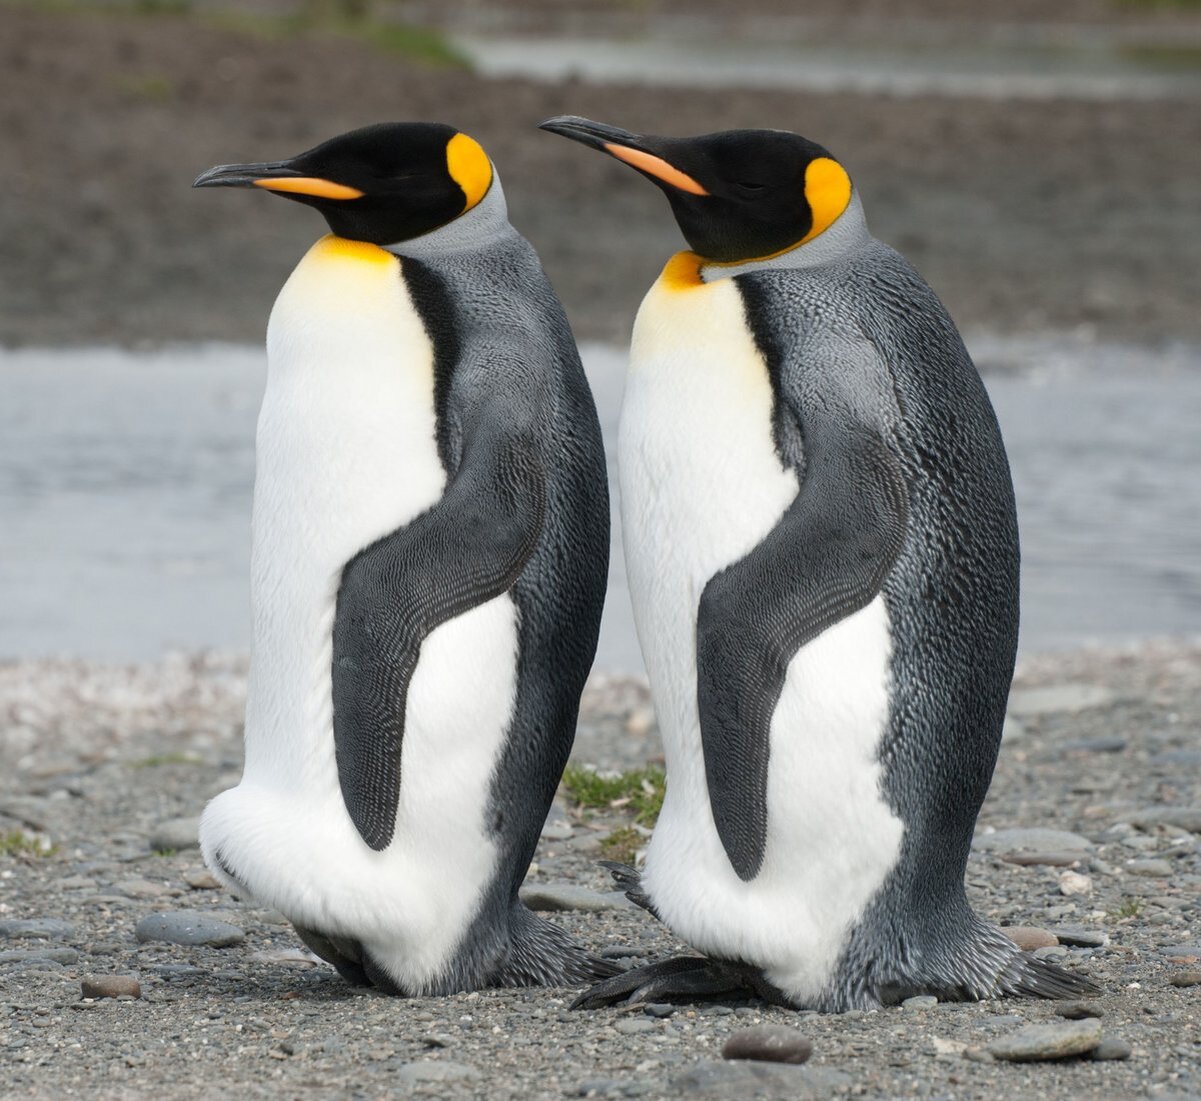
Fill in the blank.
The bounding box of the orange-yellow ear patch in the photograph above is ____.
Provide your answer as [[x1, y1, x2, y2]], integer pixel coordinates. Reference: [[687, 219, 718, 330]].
[[253, 177, 364, 200], [446, 132, 493, 213], [660, 250, 705, 291], [604, 144, 709, 196], [800, 157, 852, 244]]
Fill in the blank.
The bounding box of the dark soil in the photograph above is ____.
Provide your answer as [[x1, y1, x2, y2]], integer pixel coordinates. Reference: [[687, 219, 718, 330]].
[[2, 5, 1200, 347]]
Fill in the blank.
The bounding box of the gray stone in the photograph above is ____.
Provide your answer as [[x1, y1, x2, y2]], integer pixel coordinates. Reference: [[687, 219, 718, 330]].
[[1061, 736, 1127, 753], [0, 918, 75, 940], [973, 828, 1093, 853], [615, 1018, 656, 1035], [1089, 1036, 1132, 1061], [721, 1025, 813, 1064], [0, 947, 79, 965], [1007, 684, 1115, 717], [988, 1018, 1103, 1061], [115, 877, 170, 899], [134, 910, 244, 948], [1057, 1001, 1105, 1019], [901, 995, 939, 1011], [184, 870, 220, 890], [1157, 944, 1201, 958], [394, 1061, 480, 1084], [672, 1061, 850, 1098], [1127, 859, 1174, 878], [1001, 852, 1084, 867], [1034, 945, 1070, 961], [81, 974, 141, 999], [148, 816, 200, 852], [1052, 926, 1109, 948], [1168, 970, 1201, 987], [519, 884, 633, 912], [1124, 807, 1201, 834], [1152, 750, 1201, 767], [645, 1003, 674, 1018]]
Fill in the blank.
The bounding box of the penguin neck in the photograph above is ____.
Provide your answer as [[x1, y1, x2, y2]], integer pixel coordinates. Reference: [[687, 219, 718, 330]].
[[700, 189, 870, 282], [383, 174, 514, 259]]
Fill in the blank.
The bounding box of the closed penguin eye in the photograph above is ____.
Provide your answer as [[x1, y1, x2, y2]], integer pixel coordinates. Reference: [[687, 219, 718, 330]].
[[733, 181, 766, 196]]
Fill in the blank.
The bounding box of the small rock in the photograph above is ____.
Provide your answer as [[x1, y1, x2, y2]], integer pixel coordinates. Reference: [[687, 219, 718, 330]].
[[625, 707, 656, 737], [1168, 971, 1201, 987], [1157, 944, 1201, 958], [1061, 736, 1127, 753], [0, 947, 79, 965], [1088, 1036, 1132, 1061], [645, 1003, 674, 1018], [0, 918, 75, 940], [394, 1061, 480, 1084], [973, 828, 1093, 853], [115, 877, 170, 899], [1003, 927, 1059, 951], [422, 1033, 457, 1049], [988, 1018, 1102, 1062], [1127, 859, 1173, 878], [1059, 870, 1093, 896], [901, 995, 938, 1011], [134, 910, 244, 948], [1001, 852, 1082, 867], [148, 817, 200, 852], [1123, 807, 1201, 834], [1007, 684, 1114, 716], [1034, 945, 1070, 961], [721, 1025, 813, 1064], [519, 884, 633, 913], [1057, 1002, 1105, 1019], [672, 1061, 850, 1098], [615, 1018, 656, 1035], [249, 949, 319, 968], [184, 870, 220, 890], [81, 975, 141, 1000], [1051, 926, 1109, 948], [931, 1037, 967, 1056]]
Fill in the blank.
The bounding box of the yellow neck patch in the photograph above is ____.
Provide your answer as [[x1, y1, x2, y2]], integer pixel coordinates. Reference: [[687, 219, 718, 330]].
[[798, 156, 852, 246], [659, 251, 706, 291], [309, 234, 394, 265], [446, 132, 493, 214]]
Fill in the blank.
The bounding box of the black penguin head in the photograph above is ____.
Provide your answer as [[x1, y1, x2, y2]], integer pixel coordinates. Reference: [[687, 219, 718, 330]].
[[539, 116, 852, 264], [193, 122, 494, 245]]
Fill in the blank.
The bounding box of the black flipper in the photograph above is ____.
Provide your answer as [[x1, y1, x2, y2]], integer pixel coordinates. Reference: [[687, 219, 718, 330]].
[[333, 418, 546, 851], [696, 331, 910, 880]]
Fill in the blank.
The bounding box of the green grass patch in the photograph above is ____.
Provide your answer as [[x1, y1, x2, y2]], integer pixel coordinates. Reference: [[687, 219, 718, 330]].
[[0, 830, 58, 858], [152, 847, 178, 858], [1111, 896, 1144, 919], [599, 826, 642, 866], [562, 765, 665, 828]]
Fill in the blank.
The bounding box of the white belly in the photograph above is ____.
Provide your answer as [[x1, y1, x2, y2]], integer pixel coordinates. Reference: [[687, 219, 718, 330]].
[[621, 259, 903, 1004], [199, 236, 518, 990]]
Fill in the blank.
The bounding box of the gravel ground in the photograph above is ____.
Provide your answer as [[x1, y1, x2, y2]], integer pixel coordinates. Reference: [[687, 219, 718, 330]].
[[1, 643, 1199, 1100]]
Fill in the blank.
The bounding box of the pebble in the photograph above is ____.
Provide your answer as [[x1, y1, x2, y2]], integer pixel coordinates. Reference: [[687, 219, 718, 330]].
[[1124, 807, 1201, 834], [134, 910, 245, 948], [901, 995, 938, 1011], [394, 1061, 480, 1084], [1059, 870, 1093, 896], [1157, 944, 1201, 958], [1006, 683, 1115, 716], [0, 918, 75, 940], [973, 828, 1093, 853], [518, 884, 633, 913], [644, 1003, 674, 1018], [1168, 971, 1201, 987], [1057, 1001, 1105, 1019], [81, 975, 141, 1000], [0, 947, 79, 965], [615, 1018, 657, 1035], [1001, 852, 1083, 867], [721, 1025, 813, 1064], [1127, 859, 1173, 878], [988, 1018, 1103, 1061], [1034, 945, 1070, 961], [115, 877, 171, 899], [1089, 1036, 1132, 1061], [1052, 926, 1109, 948], [184, 870, 220, 890], [148, 816, 200, 852], [1003, 926, 1059, 950], [1061, 736, 1128, 753], [672, 1061, 849, 1098]]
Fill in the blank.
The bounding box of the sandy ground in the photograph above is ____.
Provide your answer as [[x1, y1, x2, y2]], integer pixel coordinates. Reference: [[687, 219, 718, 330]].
[[2, 5, 1200, 347]]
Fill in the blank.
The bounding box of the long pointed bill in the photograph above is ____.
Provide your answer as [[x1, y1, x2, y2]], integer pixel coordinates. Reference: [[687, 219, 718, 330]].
[[192, 161, 364, 200], [539, 115, 709, 197]]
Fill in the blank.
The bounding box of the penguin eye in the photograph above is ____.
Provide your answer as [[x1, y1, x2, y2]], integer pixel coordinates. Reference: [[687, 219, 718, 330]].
[[733, 181, 766, 196]]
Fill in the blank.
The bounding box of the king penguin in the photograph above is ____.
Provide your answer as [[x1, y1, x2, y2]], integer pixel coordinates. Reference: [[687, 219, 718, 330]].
[[540, 116, 1097, 1011], [192, 122, 616, 995]]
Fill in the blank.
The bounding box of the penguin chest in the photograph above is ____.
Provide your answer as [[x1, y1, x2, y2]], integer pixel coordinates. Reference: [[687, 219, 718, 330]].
[[622, 262, 903, 1003]]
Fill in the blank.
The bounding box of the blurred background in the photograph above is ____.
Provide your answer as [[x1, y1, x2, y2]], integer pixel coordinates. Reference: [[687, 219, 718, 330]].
[[1, 0, 1199, 671]]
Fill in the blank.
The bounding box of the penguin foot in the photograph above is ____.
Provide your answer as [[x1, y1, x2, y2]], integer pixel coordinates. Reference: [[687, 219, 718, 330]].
[[598, 860, 660, 919], [571, 955, 780, 1010]]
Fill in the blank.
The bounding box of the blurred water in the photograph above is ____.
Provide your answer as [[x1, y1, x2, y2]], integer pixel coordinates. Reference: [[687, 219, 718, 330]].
[[452, 35, 1201, 101], [1, 339, 1198, 670]]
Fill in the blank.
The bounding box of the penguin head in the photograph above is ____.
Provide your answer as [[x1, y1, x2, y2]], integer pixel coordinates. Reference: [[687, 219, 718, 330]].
[[193, 122, 494, 246], [539, 116, 852, 264]]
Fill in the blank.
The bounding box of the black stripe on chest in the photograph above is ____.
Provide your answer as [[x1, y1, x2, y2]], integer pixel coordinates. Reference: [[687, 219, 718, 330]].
[[396, 257, 460, 472]]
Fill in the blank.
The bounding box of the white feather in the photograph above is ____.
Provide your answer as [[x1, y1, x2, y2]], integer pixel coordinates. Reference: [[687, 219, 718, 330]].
[[621, 263, 903, 1004], [199, 236, 518, 991]]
